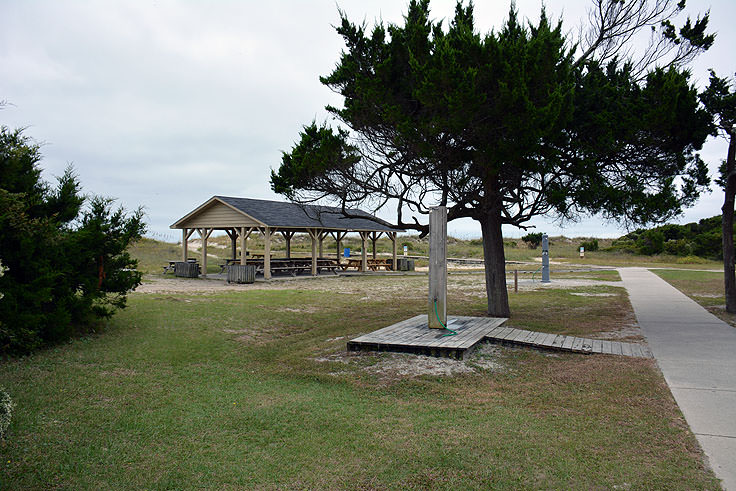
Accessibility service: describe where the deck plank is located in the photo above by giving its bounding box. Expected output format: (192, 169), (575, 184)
(571, 337), (584, 352)
(348, 315), (652, 359)
(561, 336), (575, 350)
(620, 342), (633, 357)
(629, 343), (644, 358)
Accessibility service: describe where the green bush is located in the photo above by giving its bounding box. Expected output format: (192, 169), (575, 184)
(614, 215), (732, 259)
(580, 239), (599, 252)
(521, 232), (544, 249)
(606, 238), (637, 253)
(0, 127), (145, 354)
(636, 229), (665, 255)
(676, 255), (709, 264)
(0, 386), (13, 440)
(663, 239), (693, 256)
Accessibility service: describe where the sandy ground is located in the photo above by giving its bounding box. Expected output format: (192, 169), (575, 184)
(134, 273), (622, 296)
(315, 343), (505, 379)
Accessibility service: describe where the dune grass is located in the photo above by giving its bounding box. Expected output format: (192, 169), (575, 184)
(0, 274), (718, 489)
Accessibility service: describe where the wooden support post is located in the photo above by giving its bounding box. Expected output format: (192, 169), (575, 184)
(182, 228), (188, 261)
(514, 269), (518, 293)
(428, 207), (447, 329)
(360, 232), (368, 272)
(263, 227), (273, 280)
(200, 228), (213, 277)
(334, 231), (346, 264)
(371, 232), (378, 260)
(239, 227), (253, 265)
(318, 232), (325, 258)
(240, 227), (246, 265)
(281, 231), (294, 259)
(228, 229), (237, 260)
(307, 229), (319, 276)
(391, 232), (398, 271)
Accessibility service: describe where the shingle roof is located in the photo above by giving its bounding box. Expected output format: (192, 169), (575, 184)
(215, 196), (400, 232)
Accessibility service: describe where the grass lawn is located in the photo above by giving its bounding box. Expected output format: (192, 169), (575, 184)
(0, 273), (718, 489)
(653, 269), (736, 327)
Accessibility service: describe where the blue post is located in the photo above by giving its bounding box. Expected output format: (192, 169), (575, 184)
(541, 234), (550, 283)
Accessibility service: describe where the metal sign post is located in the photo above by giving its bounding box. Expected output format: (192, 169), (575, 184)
(541, 233), (551, 283)
(428, 206), (447, 329)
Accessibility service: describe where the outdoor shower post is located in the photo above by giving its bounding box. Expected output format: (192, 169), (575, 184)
(542, 233), (551, 283)
(428, 206), (447, 329)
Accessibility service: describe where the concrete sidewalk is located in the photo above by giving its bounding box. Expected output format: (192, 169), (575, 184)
(619, 268), (736, 489)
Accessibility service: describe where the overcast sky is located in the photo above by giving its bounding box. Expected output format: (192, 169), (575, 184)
(2, 0), (734, 240)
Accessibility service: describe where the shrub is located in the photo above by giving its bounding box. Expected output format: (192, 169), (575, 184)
(676, 255), (709, 264)
(607, 238), (637, 253)
(521, 232), (544, 249)
(663, 239), (693, 256)
(0, 386), (13, 440)
(579, 239), (599, 252)
(636, 229), (665, 255)
(0, 128), (145, 354)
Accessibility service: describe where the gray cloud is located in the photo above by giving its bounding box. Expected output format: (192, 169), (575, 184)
(1, 0), (733, 240)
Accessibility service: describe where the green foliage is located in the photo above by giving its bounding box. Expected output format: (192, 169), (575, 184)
(521, 232), (543, 249)
(636, 229), (665, 255)
(0, 386), (13, 440)
(580, 239), (599, 252)
(272, 1), (712, 232)
(270, 1), (713, 317)
(614, 215), (729, 259)
(0, 127), (145, 354)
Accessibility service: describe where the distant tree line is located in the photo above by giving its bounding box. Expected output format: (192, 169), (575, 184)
(610, 215), (727, 259)
(0, 127), (145, 355)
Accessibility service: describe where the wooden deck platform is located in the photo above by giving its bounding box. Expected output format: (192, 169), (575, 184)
(347, 315), (653, 359)
(347, 315), (506, 359)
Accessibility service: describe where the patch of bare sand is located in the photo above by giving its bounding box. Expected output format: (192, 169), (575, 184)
(314, 343), (502, 379)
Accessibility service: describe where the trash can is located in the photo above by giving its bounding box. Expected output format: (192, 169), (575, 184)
(227, 264), (256, 284)
(175, 261), (200, 278)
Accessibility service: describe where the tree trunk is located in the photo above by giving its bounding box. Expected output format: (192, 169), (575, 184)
(479, 208), (510, 317)
(722, 131), (736, 313)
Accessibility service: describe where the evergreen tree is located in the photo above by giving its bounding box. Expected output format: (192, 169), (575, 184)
(0, 127), (145, 354)
(271, 1), (713, 316)
(701, 71), (736, 312)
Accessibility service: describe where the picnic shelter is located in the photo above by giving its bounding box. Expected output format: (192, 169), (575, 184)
(170, 196), (403, 279)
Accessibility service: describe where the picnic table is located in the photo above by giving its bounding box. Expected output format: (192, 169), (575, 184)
(340, 258), (393, 271)
(248, 257), (341, 277)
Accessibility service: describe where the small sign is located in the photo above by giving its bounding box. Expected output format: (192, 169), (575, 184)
(580, 246), (585, 258)
(344, 247), (350, 258)
(403, 245), (408, 256)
